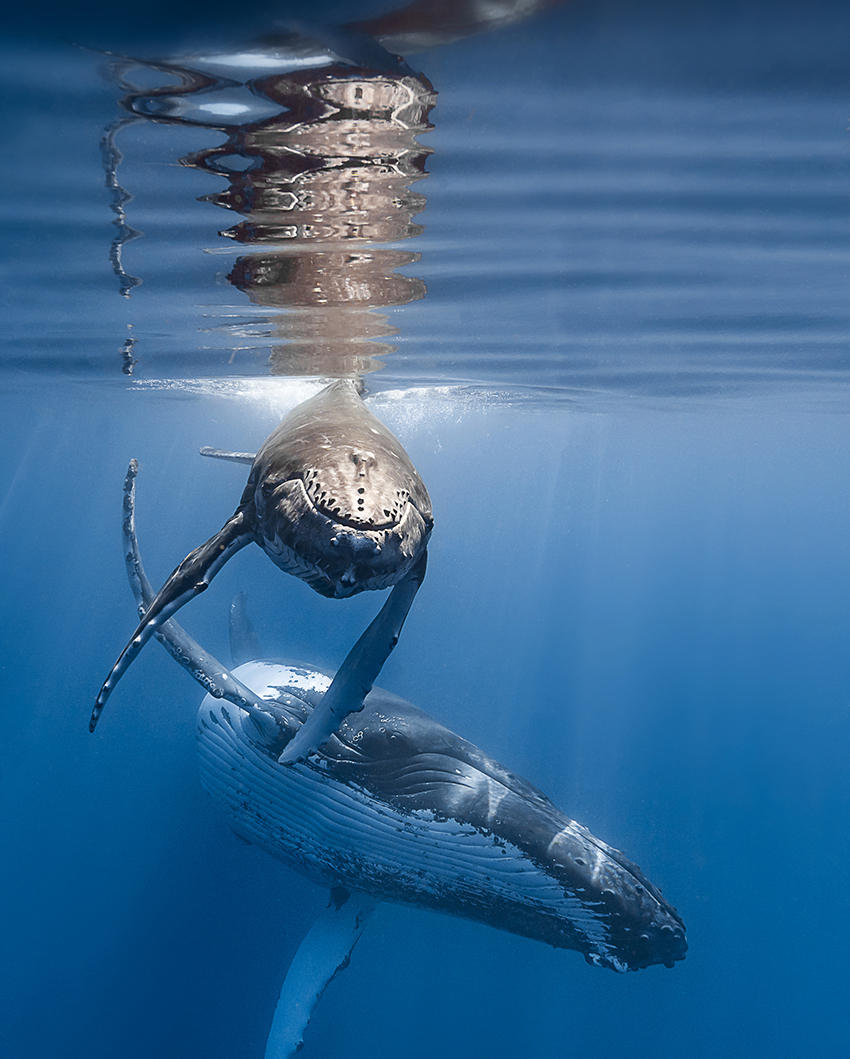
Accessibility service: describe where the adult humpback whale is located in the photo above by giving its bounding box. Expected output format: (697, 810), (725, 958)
(118, 461), (686, 1057)
(90, 380), (432, 736)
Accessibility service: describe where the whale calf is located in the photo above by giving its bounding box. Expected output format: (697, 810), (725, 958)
(90, 380), (432, 733)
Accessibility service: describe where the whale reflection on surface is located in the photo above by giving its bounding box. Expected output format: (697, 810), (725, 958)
(102, 30), (436, 376)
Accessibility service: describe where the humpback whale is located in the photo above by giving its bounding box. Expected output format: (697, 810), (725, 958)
(90, 380), (432, 734)
(118, 461), (686, 1057)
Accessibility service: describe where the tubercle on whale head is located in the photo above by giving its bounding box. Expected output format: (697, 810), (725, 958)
(255, 474), (432, 598)
(541, 838), (690, 970)
(595, 917), (688, 972)
(579, 882), (687, 972)
(252, 452), (431, 534)
(298, 448), (428, 532)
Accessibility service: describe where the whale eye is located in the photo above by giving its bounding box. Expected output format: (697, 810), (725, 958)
(385, 730), (412, 755)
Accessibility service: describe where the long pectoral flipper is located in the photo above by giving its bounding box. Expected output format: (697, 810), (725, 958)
(90, 482), (254, 732)
(115, 460), (282, 730)
(199, 446), (256, 465)
(264, 889), (378, 1059)
(278, 550), (427, 764)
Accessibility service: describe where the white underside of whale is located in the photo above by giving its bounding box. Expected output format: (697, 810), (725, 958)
(196, 661), (615, 960)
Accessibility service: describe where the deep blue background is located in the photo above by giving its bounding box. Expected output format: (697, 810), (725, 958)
(1, 3), (849, 1057)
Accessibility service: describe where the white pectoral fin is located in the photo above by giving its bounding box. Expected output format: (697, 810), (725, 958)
(117, 462), (280, 727)
(277, 551), (427, 764)
(90, 500), (253, 732)
(265, 890), (379, 1059)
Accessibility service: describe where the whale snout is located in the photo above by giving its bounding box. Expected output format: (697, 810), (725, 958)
(259, 477), (431, 598)
(589, 890), (687, 972)
(607, 916), (688, 972)
(331, 531), (381, 555)
(655, 920), (689, 968)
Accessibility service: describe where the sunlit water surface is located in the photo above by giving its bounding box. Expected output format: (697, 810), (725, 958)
(1, 7), (849, 1059)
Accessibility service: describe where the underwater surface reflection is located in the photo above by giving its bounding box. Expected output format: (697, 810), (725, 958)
(3, 2), (849, 396)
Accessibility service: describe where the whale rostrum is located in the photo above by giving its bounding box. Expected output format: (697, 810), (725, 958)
(90, 380), (432, 735)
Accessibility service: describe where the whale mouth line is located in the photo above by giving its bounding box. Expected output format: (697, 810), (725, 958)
(294, 474), (411, 533)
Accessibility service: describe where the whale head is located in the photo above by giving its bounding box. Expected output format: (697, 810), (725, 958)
(249, 381), (433, 597)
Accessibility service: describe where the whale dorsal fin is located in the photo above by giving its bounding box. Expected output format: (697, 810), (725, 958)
(229, 591), (263, 666)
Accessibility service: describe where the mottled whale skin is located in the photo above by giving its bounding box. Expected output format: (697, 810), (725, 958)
(198, 662), (687, 973)
(249, 381), (432, 598)
(90, 381), (432, 732)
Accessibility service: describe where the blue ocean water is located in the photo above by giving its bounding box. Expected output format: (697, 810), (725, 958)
(2, 3), (849, 1058)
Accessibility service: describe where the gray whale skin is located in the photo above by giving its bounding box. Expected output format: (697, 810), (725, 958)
(199, 659), (687, 974)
